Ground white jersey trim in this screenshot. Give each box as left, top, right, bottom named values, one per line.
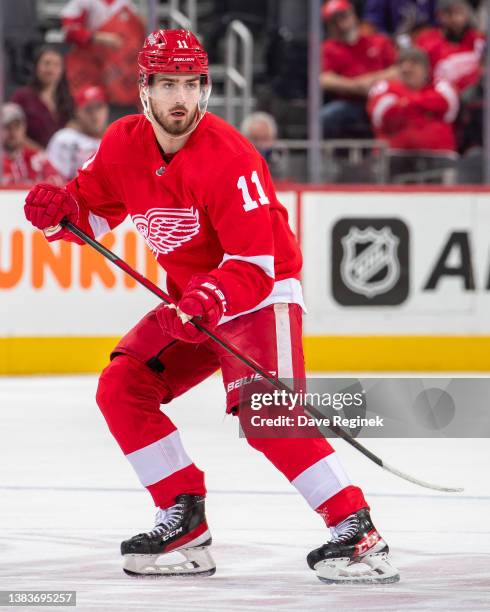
left=81, top=151, right=97, bottom=171
left=88, top=211, right=110, bottom=238
left=219, top=277, right=306, bottom=325
left=62, top=0, right=135, bottom=31
left=371, top=93, right=398, bottom=129
left=219, top=253, right=275, bottom=279
left=435, top=80, right=459, bottom=123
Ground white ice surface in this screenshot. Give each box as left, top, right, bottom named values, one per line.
left=0, top=374, right=489, bottom=611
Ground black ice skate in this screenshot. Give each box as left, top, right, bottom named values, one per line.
left=121, top=494, right=215, bottom=577
left=307, top=508, right=400, bottom=584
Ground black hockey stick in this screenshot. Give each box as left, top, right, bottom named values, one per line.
left=61, top=219, right=463, bottom=493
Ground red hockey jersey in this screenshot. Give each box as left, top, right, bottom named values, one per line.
left=62, top=0, right=144, bottom=104
left=62, top=0, right=135, bottom=46
left=367, top=79, right=459, bottom=151
left=416, top=27, right=485, bottom=91
left=3, top=147, right=62, bottom=186
left=62, top=112, right=304, bottom=320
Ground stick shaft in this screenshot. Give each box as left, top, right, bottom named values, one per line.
left=63, top=220, right=463, bottom=493
left=65, top=221, right=285, bottom=380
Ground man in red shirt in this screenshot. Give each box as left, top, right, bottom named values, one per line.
left=320, top=0, right=398, bottom=137
left=1, top=103, right=62, bottom=186
left=367, top=47, right=459, bottom=178
left=416, top=0, right=485, bottom=92
left=23, top=30, right=398, bottom=585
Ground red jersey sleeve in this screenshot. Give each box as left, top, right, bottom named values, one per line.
left=205, top=153, right=276, bottom=315
left=61, top=0, right=93, bottom=47
left=62, top=126, right=127, bottom=245
left=409, top=81, right=459, bottom=123
left=35, top=152, right=64, bottom=186
left=368, top=80, right=406, bottom=134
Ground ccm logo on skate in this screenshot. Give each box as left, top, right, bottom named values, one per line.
left=162, top=527, right=183, bottom=541
left=354, top=530, right=381, bottom=556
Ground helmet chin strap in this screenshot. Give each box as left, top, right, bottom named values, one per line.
left=140, top=87, right=207, bottom=143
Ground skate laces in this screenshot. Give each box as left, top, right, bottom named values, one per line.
left=330, top=513, right=359, bottom=543
left=149, top=502, right=185, bottom=536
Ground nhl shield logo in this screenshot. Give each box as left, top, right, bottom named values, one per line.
left=340, top=227, right=400, bottom=298
left=332, top=218, right=409, bottom=306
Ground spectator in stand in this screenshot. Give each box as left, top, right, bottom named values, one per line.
left=47, top=86, right=109, bottom=181
left=367, top=47, right=459, bottom=179
left=240, top=112, right=287, bottom=178
left=416, top=0, right=485, bottom=92
left=320, top=0, right=398, bottom=138
left=1, top=103, right=63, bottom=186
left=363, top=1, right=437, bottom=39
left=11, top=46, right=73, bottom=149
left=368, top=47, right=459, bottom=149
left=61, top=0, right=145, bottom=117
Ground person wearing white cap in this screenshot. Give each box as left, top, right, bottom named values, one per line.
left=47, top=85, right=109, bottom=180
left=1, top=103, right=62, bottom=186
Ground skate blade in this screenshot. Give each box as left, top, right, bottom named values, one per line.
left=123, top=567, right=216, bottom=578
left=122, top=545, right=216, bottom=578
left=315, top=553, right=400, bottom=585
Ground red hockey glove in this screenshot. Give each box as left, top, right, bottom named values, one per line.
left=25, top=183, right=79, bottom=241
left=157, top=274, right=227, bottom=343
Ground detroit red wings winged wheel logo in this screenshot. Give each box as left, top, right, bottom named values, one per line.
left=132, top=207, right=200, bottom=255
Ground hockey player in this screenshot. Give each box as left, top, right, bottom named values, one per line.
left=23, top=29, right=399, bottom=584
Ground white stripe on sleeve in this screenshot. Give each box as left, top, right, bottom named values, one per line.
left=81, top=151, right=97, bottom=171
left=219, top=253, right=275, bottom=278
left=218, top=277, right=306, bottom=325
left=371, top=93, right=398, bottom=129
left=435, top=80, right=460, bottom=123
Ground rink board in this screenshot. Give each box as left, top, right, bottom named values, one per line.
left=1, top=186, right=490, bottom=373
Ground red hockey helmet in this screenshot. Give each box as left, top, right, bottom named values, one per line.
left=138, top=29, right=209, bottom=87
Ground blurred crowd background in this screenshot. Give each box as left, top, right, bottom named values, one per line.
left=0, top=0, right=488, bottom=186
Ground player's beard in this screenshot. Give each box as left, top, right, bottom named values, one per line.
left=150, top=100, right=199, bottom=136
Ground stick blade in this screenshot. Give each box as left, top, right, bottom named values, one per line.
left=383, top=462, right=464, bottom=493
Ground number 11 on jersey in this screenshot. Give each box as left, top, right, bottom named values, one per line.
left=237, top=171, right=270, bottom=212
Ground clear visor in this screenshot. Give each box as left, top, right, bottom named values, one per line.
left=147, top=75, right=211, bottom=111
